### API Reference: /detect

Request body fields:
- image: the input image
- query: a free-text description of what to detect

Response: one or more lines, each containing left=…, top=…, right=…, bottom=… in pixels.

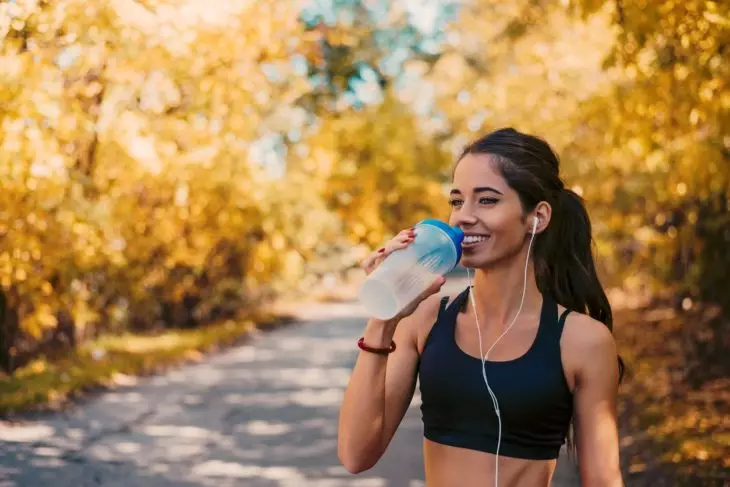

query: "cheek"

left=447, top=212, right=458, bottom=226
left=489, top=213, right=518, bottom=233
left=485, top=218, right=529, bottom=248
left=479, top=208, right=516, bottom=232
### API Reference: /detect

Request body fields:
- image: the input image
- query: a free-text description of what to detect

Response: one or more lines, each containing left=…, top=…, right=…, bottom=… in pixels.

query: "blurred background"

left=0, top=0, right=727, bottom=484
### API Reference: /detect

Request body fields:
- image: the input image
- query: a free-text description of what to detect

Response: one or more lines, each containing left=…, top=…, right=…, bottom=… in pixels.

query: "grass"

left=0, top=313, right=284, bottom=416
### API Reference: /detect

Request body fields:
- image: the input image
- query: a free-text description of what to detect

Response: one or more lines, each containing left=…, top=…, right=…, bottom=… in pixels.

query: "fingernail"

left=378, top=248, right=385, bottom=253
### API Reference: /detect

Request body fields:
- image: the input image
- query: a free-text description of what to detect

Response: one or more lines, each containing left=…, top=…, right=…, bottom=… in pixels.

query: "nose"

left=451, top=204, right=478, bottom=227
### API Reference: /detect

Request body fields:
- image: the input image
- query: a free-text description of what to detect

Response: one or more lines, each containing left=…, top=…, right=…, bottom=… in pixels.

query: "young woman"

left=338, top=128, right=624, bottom=486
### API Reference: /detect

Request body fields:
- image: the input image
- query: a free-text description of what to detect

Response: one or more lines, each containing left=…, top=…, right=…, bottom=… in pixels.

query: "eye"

left=479, top=197, right=499, bottom=205
left=449, top=199, right=464, bottom=208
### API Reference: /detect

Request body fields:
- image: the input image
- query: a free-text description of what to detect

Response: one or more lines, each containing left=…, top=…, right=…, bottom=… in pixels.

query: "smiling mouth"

left=462, top=235, right=490, bottom=248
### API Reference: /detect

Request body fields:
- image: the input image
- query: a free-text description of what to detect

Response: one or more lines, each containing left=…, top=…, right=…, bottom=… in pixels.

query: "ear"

left=531, top=201, right=552, bottom=234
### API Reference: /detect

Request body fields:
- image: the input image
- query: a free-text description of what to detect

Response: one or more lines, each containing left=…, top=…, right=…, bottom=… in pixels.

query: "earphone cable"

left=467, top=218, right=538, bottom=487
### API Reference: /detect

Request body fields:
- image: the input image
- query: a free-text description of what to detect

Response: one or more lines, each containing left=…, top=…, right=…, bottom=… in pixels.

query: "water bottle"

left=359, top=219, right=465, bottom=320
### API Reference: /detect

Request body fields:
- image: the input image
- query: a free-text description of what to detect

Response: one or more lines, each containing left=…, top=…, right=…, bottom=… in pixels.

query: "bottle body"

left=359, top=220, right=464, bottom=320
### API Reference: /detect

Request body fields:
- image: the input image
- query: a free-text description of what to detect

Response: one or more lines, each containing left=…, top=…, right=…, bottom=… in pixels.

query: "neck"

left=471, top=255, right=542, bottom=331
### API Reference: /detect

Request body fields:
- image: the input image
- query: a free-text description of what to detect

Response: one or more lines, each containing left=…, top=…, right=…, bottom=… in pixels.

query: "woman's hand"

left=359, top=226, right=446, bottom=322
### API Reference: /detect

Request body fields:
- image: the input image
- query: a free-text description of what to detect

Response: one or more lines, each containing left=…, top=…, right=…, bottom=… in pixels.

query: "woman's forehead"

left=452, top=154, right=507, bottom=191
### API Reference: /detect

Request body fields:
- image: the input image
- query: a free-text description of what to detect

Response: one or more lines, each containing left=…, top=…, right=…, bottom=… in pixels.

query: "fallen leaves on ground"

left=615, top=302, right=729, bottom=486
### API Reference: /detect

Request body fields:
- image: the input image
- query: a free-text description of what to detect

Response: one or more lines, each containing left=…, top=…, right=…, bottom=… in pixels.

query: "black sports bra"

left=418, top=288, right=574, bottom=460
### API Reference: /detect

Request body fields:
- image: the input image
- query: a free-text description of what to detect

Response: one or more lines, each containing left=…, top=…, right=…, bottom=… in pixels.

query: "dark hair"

left=456, top=127, right=624, bottom=454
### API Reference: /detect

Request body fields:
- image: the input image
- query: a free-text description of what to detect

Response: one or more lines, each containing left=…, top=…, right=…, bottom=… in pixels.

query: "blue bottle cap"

left=416, top=218, right=465, bottom=263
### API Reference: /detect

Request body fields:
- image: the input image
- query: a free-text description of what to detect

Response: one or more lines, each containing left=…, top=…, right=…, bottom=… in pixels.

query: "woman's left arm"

left=570, top=316, right=624, bottom=487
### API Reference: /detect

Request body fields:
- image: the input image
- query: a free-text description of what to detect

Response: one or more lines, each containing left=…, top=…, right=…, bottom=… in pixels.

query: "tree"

left=572, top=0, right=730, bottom=310
left=0, top=0, right=321, bottom=370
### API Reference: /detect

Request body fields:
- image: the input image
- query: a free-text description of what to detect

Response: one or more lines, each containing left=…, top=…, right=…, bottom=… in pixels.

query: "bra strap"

left=455, top=286, right=471, bottom=313
left=437, top=295, right=450, bottom=321
left=557, top=308, right=571, bottom=338
left=422, top=294, right=457, bottom=352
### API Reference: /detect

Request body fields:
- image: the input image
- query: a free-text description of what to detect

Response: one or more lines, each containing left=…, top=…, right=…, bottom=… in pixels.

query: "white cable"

left=467, top=218, right=538, bottom=487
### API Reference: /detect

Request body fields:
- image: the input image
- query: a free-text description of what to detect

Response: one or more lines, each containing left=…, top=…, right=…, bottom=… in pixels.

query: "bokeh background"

left=0, top=0, right=727, bottom=484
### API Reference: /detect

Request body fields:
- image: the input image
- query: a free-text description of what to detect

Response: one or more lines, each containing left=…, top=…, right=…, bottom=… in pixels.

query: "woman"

left=337, top=128, right=624, bottom=486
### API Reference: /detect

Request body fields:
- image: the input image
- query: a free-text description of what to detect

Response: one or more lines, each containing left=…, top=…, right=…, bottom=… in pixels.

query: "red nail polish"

left=378, top=248, right=385, bottom=253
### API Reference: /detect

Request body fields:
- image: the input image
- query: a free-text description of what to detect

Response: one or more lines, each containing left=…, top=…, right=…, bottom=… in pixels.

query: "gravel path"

left=0, top=280, right=580, bottom=486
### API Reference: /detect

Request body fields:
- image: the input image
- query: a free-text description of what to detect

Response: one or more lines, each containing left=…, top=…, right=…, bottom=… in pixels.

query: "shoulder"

left=560, top=311, right=619, bottom=388
left=562, top=312, right=617, bottom=354
left=396, top=292, right=451, bottom=354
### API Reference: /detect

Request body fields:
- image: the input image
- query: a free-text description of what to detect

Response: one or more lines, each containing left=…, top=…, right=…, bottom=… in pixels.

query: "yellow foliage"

left=0, top=0, right=322, bottom=350
left=437, top=0, right=730, bottom=296
left=1, top=0, right=727, bottom=380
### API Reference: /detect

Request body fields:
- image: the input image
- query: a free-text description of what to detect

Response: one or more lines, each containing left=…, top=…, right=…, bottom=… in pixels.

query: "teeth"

left=464, top=236, right=487, bottom=244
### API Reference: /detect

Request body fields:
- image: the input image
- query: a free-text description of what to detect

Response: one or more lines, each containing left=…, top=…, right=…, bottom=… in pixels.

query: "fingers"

left=412, top=276, right=447, bottom=306
left=359, top=251, right=383, bottom=273
left=386, top=234, right=415, bottom=253
left=396, top=227, right=416, bottom=242
left=423, top=275, right=446, bottom=298
left=360, top=227, right=417, bottom=274
left=397, top=275, right=447, bottom=320
left=360, top=244, right=393, bottom=273
left=386, top=229, right=416, bottom=251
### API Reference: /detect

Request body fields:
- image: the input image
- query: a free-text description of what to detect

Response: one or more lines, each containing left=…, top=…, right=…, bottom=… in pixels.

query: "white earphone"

left=466, top=215, right=539, bottom=487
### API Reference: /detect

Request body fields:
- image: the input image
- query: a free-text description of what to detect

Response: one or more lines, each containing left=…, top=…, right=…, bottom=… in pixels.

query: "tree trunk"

left=0, top=290, right=20, bottom=374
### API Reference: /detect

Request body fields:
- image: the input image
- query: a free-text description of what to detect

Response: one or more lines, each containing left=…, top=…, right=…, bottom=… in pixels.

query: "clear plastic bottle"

left=359, top=219, right=464, bottom=320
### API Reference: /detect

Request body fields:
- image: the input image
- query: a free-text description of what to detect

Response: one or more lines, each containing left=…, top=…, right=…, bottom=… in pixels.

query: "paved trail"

left=0, top=280, right=580, bottom=486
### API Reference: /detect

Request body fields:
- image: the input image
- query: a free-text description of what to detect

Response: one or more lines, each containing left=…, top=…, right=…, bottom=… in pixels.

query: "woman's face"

left=448, top=153, right=531, bottom=269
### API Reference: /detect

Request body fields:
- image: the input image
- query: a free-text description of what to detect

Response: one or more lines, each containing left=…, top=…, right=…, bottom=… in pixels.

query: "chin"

left=459, top=253, right=499, bottom=270
left=461, top=244, right=522, bottom=269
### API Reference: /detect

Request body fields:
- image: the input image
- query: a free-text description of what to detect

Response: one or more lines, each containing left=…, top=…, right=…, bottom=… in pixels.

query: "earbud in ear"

left=532, top=216, right=539, bottom=233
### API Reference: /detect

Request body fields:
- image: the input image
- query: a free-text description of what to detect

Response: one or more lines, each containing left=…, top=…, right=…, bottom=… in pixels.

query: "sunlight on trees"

left=0, top=0, right=727, bottom=378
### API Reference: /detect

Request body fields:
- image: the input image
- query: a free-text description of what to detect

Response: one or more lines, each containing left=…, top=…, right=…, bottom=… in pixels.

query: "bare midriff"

left=423, top=438, right=556, bottom=487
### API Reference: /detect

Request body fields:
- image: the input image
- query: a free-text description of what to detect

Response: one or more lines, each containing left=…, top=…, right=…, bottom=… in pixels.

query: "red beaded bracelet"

left=357, top=337, right=396, bottom=355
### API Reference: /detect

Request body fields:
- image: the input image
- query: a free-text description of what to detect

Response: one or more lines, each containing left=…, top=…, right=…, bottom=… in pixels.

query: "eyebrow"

left=449, top=186, right=504, bottom=196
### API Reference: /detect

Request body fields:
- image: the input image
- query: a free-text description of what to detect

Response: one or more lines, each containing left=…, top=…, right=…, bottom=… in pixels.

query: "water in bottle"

left=359, top=219, right=465, bottom=320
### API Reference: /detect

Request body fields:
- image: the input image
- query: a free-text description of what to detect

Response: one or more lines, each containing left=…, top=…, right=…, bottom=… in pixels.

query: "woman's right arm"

left=337, top=294, right=442, bottom=473
left=337, top=226, right=444, bottom=473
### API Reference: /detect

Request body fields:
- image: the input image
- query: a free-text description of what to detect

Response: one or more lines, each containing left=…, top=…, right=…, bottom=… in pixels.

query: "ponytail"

left=536, top=188, right=613, bottom=331
left=536, top=187, right=624, bottom=380
left=537, top=188, right=625, bottom=459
